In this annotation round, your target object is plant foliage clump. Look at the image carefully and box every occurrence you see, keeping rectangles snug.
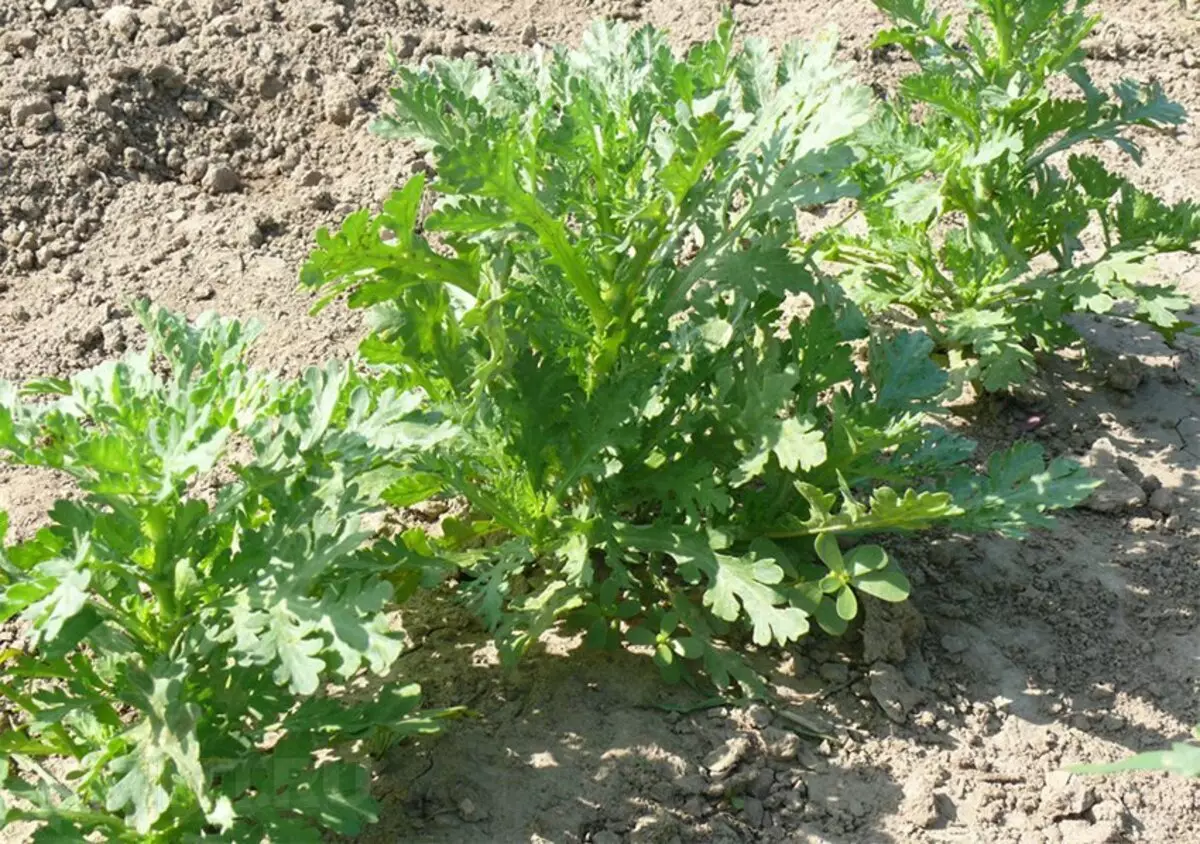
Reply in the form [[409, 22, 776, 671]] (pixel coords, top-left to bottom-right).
[[303, 16, 1095, 690], [0, 306, 455, 842], [829, 0, 1200, 390]]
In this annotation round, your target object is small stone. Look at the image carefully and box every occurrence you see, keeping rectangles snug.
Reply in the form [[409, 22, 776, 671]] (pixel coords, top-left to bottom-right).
[[26, 112, 55, 134], [297, 168, 324, 187], [745, 704, 772, 729], [147, 63, 183, 91], [201, 164, 240, 195], [628, 811, 677, 844], [242, 219, 265, 247], [10, 96, 52, 128], [902, 776, 941, 829], [122, 147, 147, 171], [181, 98, 209, 120], [522, 24, 539, 46], [182, 158, 208, 185], [1105, 356, 1142, 393], [102, 321, 127, 353], [612, 3, 641, 21], [761, 727, 800, 761], [107, 62, 138, 82], [2, 29, 38, 53], [394, 34, 420, 59], [139, 6, 170, 29], [868, 663, 923, 724], [323, 74, 359, 126], [102, 5, 140, 40], [41, 64, 82, 91], [1080, 438, 1148, 513], [902, 649, 932, 690], [1148, 487, 1175, 515], [192, 283, 216, 301], [1091, 799, 1128, 825], [311, 190, 337, 211], [862, 597, 925, 664], [11, 305, 31, 323], [742, 796, 765, 828], [87, 88, 113, 113], [751, 768, 775, 800], [457, 797, 485, 822], [940, 634, 968, 654], [1045, 771, 1096, 817], [704, 736, 750, 777], [1101, 713, 1126, 731], [76, 325, 105, 354], [308, 2, 346, 32], [415, 35, 442, 59]]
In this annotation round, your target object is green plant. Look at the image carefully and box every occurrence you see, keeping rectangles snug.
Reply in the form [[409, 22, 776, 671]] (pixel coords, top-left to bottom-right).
[[827, 0, 1200, 390], [0, 305, 456, 842], [302, 15, 1095, 691], [1071, 725, 1200, 778]]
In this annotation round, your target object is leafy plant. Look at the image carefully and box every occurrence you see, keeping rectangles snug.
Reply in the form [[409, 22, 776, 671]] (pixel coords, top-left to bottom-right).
[[302, 15, 1095, 691], [1071, 726, 1200, 778], [0, 305, 456, 842], [827, 0, 1200, 390]]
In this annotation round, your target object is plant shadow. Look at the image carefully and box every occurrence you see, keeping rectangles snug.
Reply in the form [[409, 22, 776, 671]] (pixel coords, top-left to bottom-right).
[[357, 593, 905, 844]]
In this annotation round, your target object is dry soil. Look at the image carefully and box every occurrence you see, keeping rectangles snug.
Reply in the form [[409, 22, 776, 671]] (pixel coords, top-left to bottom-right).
[[2, 1, 1200, 842]]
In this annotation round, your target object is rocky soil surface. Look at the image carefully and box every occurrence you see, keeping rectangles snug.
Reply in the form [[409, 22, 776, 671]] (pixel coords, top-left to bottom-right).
[[2, 1, 1200, 842]]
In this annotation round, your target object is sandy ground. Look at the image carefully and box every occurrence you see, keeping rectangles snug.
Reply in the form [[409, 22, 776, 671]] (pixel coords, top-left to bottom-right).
[[1, 1, 1199, 842]]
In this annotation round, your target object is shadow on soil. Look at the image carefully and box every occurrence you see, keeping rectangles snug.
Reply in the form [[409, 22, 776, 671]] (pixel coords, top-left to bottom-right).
[[360, 597, 905, 844]]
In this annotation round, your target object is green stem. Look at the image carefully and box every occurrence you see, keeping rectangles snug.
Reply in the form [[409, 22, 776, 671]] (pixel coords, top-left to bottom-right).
[[6, 806, 128, 834], [802, 164, 934, 261], [506, 191, 612, 331], [94, 599, 161, 655], [992, 2, 1014, 71], [0, 687, 87, 759], [1023, 120, 1144, 174]]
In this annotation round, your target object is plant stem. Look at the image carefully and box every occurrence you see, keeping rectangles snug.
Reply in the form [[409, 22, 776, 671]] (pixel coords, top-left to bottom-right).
[[7, 806, 128, 834], [992, 2, 1014, 71]]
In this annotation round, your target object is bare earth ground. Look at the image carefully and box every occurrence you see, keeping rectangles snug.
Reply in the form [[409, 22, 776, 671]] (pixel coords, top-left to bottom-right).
[[2, 1, 1200, 842]]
